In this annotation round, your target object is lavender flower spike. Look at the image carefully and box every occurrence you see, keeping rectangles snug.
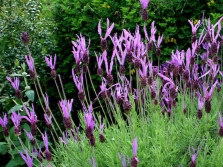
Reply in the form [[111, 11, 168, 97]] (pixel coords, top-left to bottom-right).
[[0, 113, 9, 137], [23, 104, 38, 136], [95, 50, 105, 76], [6, 77, 20, 91], [59, 99, 74, 129], [139, 0, 150, 9], [6, 76, 22, 100], [19, 150, 33, 167], [45, 54, 57, 79], [131, 138, 139, 167], [25, 55, 36, 79], [83, 102, 95, 146], [190, 147, 197, 167], [72, 69, 85, 102], [98, 18, 114, 50], [45, 54, 57, 70], [140, 0, 150, 21], [24, 129, 35, 146], [188, 19, 201, 35], [11, 111, 22, 136], [42, 131, 52, 161], [132, 138, 138, 156]]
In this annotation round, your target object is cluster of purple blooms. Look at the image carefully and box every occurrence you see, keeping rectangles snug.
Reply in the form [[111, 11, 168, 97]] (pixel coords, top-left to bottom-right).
[[1, 0, 223, 166]]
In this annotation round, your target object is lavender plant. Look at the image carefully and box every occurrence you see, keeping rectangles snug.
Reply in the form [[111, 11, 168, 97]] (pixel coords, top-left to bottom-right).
[[1, 2, 223, 167]]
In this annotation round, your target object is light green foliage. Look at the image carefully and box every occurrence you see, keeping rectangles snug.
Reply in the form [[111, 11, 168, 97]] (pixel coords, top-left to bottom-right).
[[53, 83, 223, 167]]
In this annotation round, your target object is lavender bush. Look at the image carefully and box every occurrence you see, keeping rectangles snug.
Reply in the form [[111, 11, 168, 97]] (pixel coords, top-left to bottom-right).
[[1, 1, 223, 166]]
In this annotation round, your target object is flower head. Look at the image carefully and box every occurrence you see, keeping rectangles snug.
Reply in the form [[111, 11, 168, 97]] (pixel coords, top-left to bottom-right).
[[42, 131, 52, 161], [132, 138, 138, 156], [23, 105, 38, 125], [131, 138, 139, 167], [188, 19, 201, 35], [24, 129, 35, 146], [0, 113, 8, 128], [21, 32, 30, 45], [59, 99, 73, 129], [139, 0, 150, 9], [59, 99, 73, 119], [19, 150, 33, 167], [0, 113, 9, 137], [6, 77, 20, 91], [11, 111, 22, 136], [98, 18, 114, 40], [45, 55, 57, 70], [25, 55, 36, 79]]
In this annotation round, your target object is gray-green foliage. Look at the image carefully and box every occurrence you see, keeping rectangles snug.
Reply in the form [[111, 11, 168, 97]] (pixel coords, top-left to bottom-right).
[[53, 88, 223, 167]]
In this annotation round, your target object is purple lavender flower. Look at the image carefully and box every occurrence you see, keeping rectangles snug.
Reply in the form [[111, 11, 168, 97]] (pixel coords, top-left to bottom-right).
[[98, 18, 114, 50], [59, 131, 69, 145], [131, 138, 139, 167], [20, 32, 30, 45], [44, 114, 52, 130], [99, 116, 105, 143], [122, 86, 132, 113], [72, 69, 85, 102], [144, 21, 156, 51], [189, 147, 199, 167], [11, 111, 22, 136], [196, 92, 204, 119], [188, 19, 201, 43], [45, 54, 57, 79], [95, 50, 105, 76], [122, 30, 134, 64], [6, 76, 22, 100], [203, 80, 218, 113], [25, 55, 36, 79], [72, 42, 82, 74], [104, 49, 116, 86], [139, 0, 150, 9], [210, 18, 222, 55], [83, 102, 94, 137], [114, 84, 124, 105], [24, 129, 35, 146], [76, 34, 91, 65], [19, 149, 33, 167], [139, 0, 150, 21], [218, 112, 223, 136], [83, 102, 95, 146], [116, 41, 127, 75], [0, 113, 9, 137], [42, 131, 52, 161], [138, 57, 149, 87], [154, 34, 164, 57], [59, 99, 73, 129], [23, 105, 38, 136]]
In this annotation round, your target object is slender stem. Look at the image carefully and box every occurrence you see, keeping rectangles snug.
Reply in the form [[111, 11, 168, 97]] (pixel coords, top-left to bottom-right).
[[84, 73, 91, 104], [87, 67, 107, 119], [54, 79, 63, 100]]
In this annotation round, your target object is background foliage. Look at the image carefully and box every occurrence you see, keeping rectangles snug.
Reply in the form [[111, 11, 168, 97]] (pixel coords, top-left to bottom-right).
[[51, 0, 223, 99], [0, 0, 57, 166]]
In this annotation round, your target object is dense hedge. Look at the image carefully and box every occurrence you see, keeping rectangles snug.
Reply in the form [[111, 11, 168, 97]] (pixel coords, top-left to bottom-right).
[[51, 0, 223, 101]]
